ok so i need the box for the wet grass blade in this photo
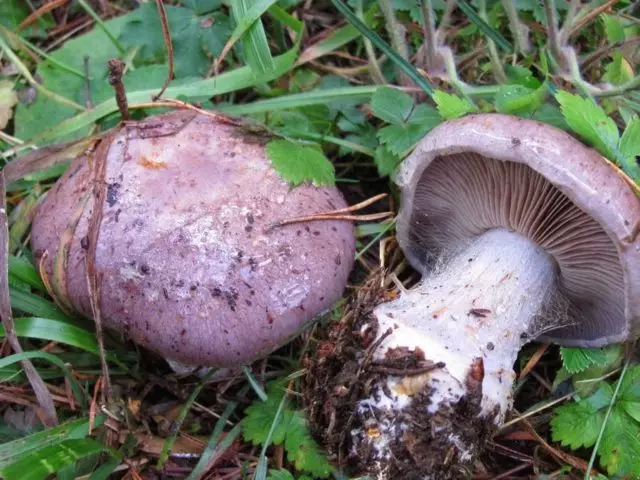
[330,0,434,95]
[456,0,512,52]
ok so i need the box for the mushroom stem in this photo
[354,228,559,468]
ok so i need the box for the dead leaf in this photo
[0,80,18,130]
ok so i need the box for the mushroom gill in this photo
[402,153,625,343]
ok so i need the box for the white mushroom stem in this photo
[357,228,558,457]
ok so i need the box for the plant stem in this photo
[478,0,506,82]
[500,0,531,53]
[379,0,411,87]
[357,0,385,84]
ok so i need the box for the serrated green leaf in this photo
[555,91,622,164]
[560,347,609,374]
[603,52,634,86]
[495,84,546,115]
[618,366,640,421]
[284,411,333,478]
[619,116,640,179]
[551,386,612,449]
[378,124,431,155]
[601,14,625,44]
[242,380,332,477]
[267,469,295,480]
[407,104,441,126]
[266,140,335,186]
[370,87,414,125]
[599,407,640,476]
[433,90,477,120]
[504,65,541,89]
[242,381,290,446]
[374,146,402,177]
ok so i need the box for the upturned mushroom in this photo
[31,110,355,367]
[305,113,639,478]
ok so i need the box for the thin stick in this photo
[146,98,241,126]
[267,212,392,231]
[567,0,618,37]
[85,133,117,402]
[153,0,175,101]
[500,392,573,430]
[17,0,69,30]
[0,172,58,427]
[266,193,390,230]
[107,59,130,121]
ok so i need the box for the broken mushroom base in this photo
[303,277,490,479]
[305,229,567,478]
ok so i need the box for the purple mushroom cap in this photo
[31,111,356,366]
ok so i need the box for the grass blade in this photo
[0,317,99,355]
[330,0,434,95]
[1,438,112,480]
[0,350,88,409]
[585,356,631,478]
[243,365,268,402]
[157,369,217,469]
[186,385,249,480]
[221,85,379,115]
[456,0,512,52]
[29,43,300,145]
[220,0,278,69]
[8,256,46,292]
[0,416,105,469]
[232,0,276,75]
[0,33,85,112]
[10,289,70,322]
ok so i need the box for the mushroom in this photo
[31,110,355,367]
[306,114,639,478]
